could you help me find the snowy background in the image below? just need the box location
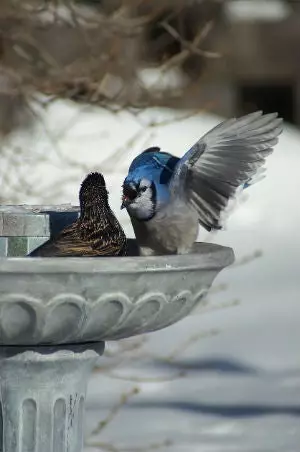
[3,102,300,451]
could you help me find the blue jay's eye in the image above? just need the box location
[140,186,147,193]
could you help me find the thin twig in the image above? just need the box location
[161,20,220,59]
[86,439,172,452]
[231,250,263,268]
[102,370,186,383]
[90,387,140,436]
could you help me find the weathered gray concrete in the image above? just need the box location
[0,342,104,452]
[0,205,79,256]
[0,239,234,345]
[0,205,234,452]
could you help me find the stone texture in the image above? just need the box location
[0,206,235,344]
[0,205,234,452]
[0,239,234,345]
[0,205,79,257]
[0,342,104,452]
[0,236,49,257]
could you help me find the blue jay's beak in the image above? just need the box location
[121,195,129,210]
[121,185,137,209]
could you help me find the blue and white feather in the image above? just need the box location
[121,111,283,255]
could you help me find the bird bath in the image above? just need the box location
[0,205,234,452]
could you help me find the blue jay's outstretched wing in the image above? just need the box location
[168,111,283,231]
[243,166,267,189]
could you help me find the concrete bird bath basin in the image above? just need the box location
[0,205,234,452]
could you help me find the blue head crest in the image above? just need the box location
[127,147,179,185]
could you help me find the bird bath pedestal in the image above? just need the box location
[0,206,234,452]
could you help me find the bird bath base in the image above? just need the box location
[0,342,104,452]
[0,206,234,452]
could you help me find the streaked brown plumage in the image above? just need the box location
[29,172,127,257]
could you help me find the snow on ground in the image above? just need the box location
[3,101,300,451]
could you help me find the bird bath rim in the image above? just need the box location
[0,241,234,273]
[0,240,234,345]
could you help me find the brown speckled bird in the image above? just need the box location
[29,172,127,257]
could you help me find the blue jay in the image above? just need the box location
[121,111,283,256]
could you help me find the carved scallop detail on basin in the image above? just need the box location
[0,288,215,344]
[0,294,44,343]
[106,292,166,340]
[192,288,210,309]
[0,241,234,344]
[43,294,87,343]
[80,293,130,342]
[145,290,195,333]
